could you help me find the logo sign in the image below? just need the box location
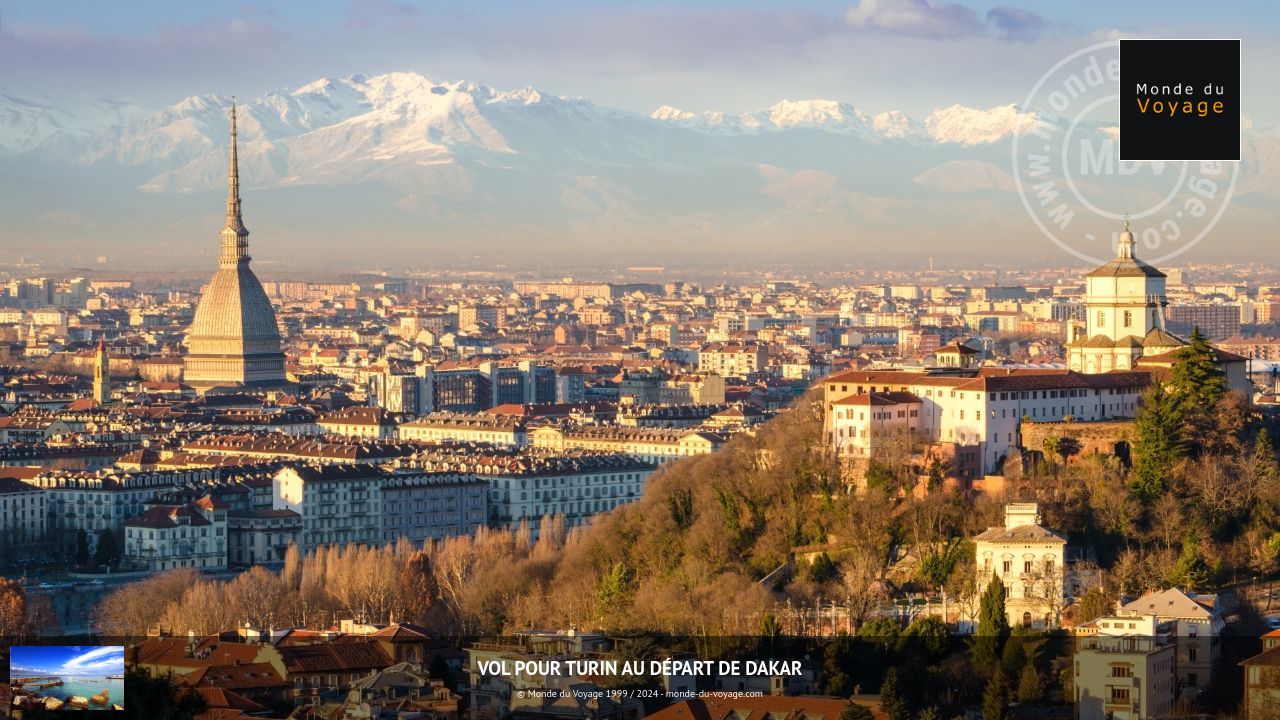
[1012,41,1238,265]
[1120,39,1240,161]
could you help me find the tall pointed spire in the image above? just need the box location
[219,97,250,268]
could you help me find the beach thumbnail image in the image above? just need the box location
[8,646,124,713]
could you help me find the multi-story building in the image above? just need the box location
[317,407,400,440]
[24,468,217,548]
[273,464,385,551]
[1220,336,1280,362]
[824,367,1149,477]
[397,413,528,447]
[370,361,557,414]
[1074,614,1177,720]
[1120,588,1224,693]
[1166,303,1242,341]
[227,508,302,566]
[698,342,767,378]
[478,453,654,536]
[380,471,487,544]
[1240,629,1280,720]
[458,304,504,329]
[973,503,1067,629]
[0,476,46,550]
[529,425,726,465]
[124,495,229,572]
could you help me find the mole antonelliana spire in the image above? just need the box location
[184,97,288,392]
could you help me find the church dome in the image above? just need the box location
[187,264,282,352]
[1086,221,1166,278]
[184,100,287,391]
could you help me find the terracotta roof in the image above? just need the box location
[191,685,271,711]
[181,662,286,690]
[125,505,213,529]
[133,637,262,669]
[1241,644,1280,668]
[831,391,922,407]
[279,641,391,673]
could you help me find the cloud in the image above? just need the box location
[845,0,983,39]
[985,6,1045,41]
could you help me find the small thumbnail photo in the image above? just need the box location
[8,646,125,713]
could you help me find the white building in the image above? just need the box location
[529,425,725,465]
[1074,613,1176,720]
[316,407,400,440]
[698,342,767,378]
[1066,222,1184,374]
[824,368,1148,478]
[1120,588,1224,693]
[124,495,228,572]
[480,454,655,536]
[0,477,46,551]
[398,413,528,447]
[273,464,384,551]
[381,471,488,544]
[973,503,1067,629]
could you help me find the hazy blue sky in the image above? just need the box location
[9,645,125,676]
[2,1,1277,268]
[3,0,1277,119]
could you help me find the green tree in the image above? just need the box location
[1166,532,1209,591]
[1169,327,1227,411]
[123,665,208,720]
[840,705,875,720]
[1042,436,1060,470]
[596,562,633,615]
[1131,381,1185,503]
[823,634,855,696]
[903,616,948,660]
[879,668,910,720]
[1017,664,1043,703]
[982,670,1011,720]
[1168,327,1227,454]
[74,529,90,567]
[975,572,1010,669]
[808,552,837,584]
[94,530,119,567]
[1073,586,1115,625]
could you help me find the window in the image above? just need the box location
[1109,687,1130,703]
[1002,560,1011,573]
[1097,310,1105,326]
[1123,310,1133,327]
[1111,665,1132,678]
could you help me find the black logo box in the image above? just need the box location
[1119,38,1240,161]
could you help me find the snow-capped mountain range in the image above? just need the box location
[0,71,1046,190]
[0,71,1274,264]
